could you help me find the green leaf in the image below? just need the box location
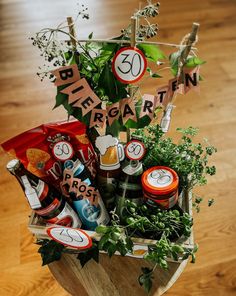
[98,234,110,250]
[117,241,128,256]
[107,244,117,257]
[151,73,162,78]
[88,32,93,39]
[125,237,134,252]
[169,51,181,77]
[191,253,196,263]
[77,244,99,267]
[186,57,206,68]
[95,225,109,234]
[138,268,154,293]
[137,44,166,62]
[38,240,65,266]
[98,63,127,102]
[53,85,68,109]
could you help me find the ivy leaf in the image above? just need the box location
[125,237,134,251]
[96,225,109,234]
[53,85,68,109]
[38,240,65,266]
[98,63,127,102]
[77,243,99,267]
[151,73,162,78]
[138,44,166,62]
[117,241,128,256]
[138,267,154,293]
[107,243,117,257]
[169,51,182,76]
[146,67,162,78]
[186,57,206,68]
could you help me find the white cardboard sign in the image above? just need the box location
[47,226,92,249]
[125,140,146,161]
[52,141,74,161]
[112,47,147,84]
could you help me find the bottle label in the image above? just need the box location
[21,175,41,209]
[46,202,82,228]
[144,191,178,209]
[73,193,110,230]
[35,198,61,216]
[35,180,49,201]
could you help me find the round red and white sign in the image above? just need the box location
[125,140,146,161]
[47,226,92,249]
[112,47,147,84]
[52,140,74,161]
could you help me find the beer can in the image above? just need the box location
[73,191,110,231]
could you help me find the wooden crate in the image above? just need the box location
[28,190,194,296]
[28,189,194,261]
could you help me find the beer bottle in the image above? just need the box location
[6,159,81,228]
[116,160,144,221]
[96,167,121,211]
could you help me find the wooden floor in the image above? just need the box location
[0,0,236,295]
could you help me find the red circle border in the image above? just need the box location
[125,139,146,161]
[47,226,93,250]
[112,47,147,84]
[52,141,74,162]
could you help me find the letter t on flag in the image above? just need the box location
[52,64,80,86]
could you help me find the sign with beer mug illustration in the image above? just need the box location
[95,135,125,170]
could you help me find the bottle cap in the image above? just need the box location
[6,159,21,173]
[141,166,179,195]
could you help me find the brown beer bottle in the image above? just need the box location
[6,159,81,228]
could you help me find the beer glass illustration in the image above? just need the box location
[95,135,125,170]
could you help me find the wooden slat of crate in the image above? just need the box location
[28,189,194,260]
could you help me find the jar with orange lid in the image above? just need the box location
[141,166,179,209]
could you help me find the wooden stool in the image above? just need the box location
[49,253,188,296]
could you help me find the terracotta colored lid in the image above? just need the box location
[141,166,179,195]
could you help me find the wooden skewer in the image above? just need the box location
[67,16,77,51]
[130,16,137,48]
[177,22,200,81]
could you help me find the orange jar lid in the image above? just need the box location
[141,166,179,196]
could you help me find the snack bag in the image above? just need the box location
[1,120,97,189]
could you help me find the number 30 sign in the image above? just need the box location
[47,226,92,249]
[112,47,147,84]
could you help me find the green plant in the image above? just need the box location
[30,1,205,135]
[132,125,217,190]
[139,239,198,292]
[123,200,192,240]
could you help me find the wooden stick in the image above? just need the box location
[67,16,77,50]
[130,17,137,47]
[177,22,200,80]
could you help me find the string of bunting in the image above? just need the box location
[52,63,200,128]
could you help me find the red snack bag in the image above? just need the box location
[1,120,97,189]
